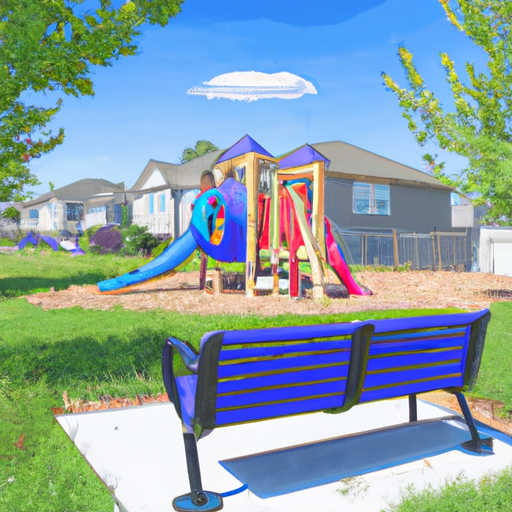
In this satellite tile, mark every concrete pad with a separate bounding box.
[55,399,512,512]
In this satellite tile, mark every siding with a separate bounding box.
[325,178,452,233]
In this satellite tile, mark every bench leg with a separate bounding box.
[408,394,417,422]
[455,393,493,455]
[172,433,223,512]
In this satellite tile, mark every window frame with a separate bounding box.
[352,181,391,216]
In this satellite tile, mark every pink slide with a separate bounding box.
[325,217,371,296]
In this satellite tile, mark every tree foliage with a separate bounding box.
[382,0,512,224]
[0,0,183,201]
[181,140,219,163]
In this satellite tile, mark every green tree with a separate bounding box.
[382,0,512,224]
[0,0,183,202]
[181,140,219,163]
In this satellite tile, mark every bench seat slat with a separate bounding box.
[216,380,347,409]
[360,375,463,403]
[217,352,351,379]
[367,349,463,371]
[218,340,352,361]
[216,395,345,426]
[217,366,350,394]
[364,362,463,389]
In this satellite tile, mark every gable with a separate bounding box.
[141,169,167,190]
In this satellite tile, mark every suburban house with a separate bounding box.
[130,150,223,238]
[312,141,455,234]
[20,179,127,233]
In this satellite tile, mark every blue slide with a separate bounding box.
[97,229,198,293]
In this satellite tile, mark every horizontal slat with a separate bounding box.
[363,362,463,389]
[360,375,463,403]
[216,380,347,409]
[216,395,344,426]
[366,349,463,372]
[221,323,369,345]
[219,340,352,362]
[370,310,488,334]
[217,352,350,379]
[369,338,465,356]
[371,327,467,343]
[217,365,350,393]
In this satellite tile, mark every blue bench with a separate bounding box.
[162,309,492,511]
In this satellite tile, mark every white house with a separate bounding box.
[130,150,223,238]
[20,179,126,233]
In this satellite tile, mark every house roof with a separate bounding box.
[22,179,125,208]
[131,150,224,192]
[311,141,452,190]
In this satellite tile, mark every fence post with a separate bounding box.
[437,233,443,271]
[392,230,399,270]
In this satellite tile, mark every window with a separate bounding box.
[47,202,58,218]
[353,182,390,215]
[88,206,106,214]
[159,193,165,213]
[149,193,154,214]
[29,209,39,219]
[66,203,83,221]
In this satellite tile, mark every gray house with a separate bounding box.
[312,141,454,234]
[130,150,223,237]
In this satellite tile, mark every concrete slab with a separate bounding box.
[56,399,512,512]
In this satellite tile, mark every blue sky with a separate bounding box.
[27,0,486,195]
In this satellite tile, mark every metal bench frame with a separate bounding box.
[162,309,492,512]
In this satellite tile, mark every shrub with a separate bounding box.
[121,225,159,257]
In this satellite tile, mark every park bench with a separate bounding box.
[162,308,492,512]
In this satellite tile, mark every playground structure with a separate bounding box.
[98,135,370,298]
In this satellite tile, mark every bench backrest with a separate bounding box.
[169,309,490,434]
[193,322,375,430]
[360,309,490,403]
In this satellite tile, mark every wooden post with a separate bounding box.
[392,230,399,270]
[199,250,208,290]
[437,234,443,271]
[212,269,223,295]
[270,171,280,296]
[312,161,326,258]
[245,154,260,297]
[431,235,437,271]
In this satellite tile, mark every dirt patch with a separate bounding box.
[24,270,512,316]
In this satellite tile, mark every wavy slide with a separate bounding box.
[97,229,197,293]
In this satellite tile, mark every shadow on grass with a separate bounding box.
[0,328,177,400]
[0,273,106,297]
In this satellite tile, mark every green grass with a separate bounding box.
[0,251,146,297]
[0,251,511,511]
[383,467,512,512]
[472,301,512,414]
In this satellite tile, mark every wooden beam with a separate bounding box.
[245,154,260,297]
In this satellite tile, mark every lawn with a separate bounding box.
[0,251,511,511]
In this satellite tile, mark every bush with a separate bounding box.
[121,225,159,257]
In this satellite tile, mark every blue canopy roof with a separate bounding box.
[216,135,275,165]
[278,144,330,170]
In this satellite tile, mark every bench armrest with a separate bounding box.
[162,338,199,409]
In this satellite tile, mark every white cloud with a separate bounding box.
[187,71,317,102]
